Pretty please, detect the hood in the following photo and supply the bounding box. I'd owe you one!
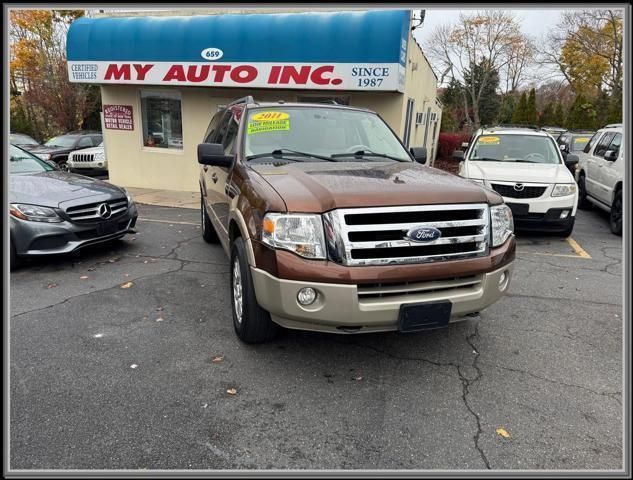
[70,145,104,155]
[29,145,72,155]
[466,161,575,184]
[9,171,125,207]
[250,161,502,212]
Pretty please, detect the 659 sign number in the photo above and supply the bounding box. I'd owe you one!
[200,48,224,61]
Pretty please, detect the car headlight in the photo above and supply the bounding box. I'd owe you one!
[262,213,326,259]
[36,153,51,161]
[94,151,105,162]
[122,188,134,205]
[469,178,485,186]
[10,203,62,223]
[490,204,513,247]
[551,184,577,197]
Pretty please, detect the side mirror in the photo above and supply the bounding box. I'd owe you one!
[410,146,427,164]
[604,150,618,161]
[461,142,469,150]
[564,153,579,167]
[453,150,465,161]
[197,143,234,167]
[559,144,566,151]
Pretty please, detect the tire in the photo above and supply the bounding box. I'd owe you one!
[10,240,21,271]
[577,174,591,210]
[230,237,279,344]
[610,190,622,236]
[557,218,575,238]
[200,195,219,243]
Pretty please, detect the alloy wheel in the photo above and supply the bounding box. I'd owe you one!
[232,257,243,323]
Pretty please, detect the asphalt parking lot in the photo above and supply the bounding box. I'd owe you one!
[10,204,623,470]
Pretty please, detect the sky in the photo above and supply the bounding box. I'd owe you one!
[412,9,567,87]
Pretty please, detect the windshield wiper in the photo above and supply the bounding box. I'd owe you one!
[330,150,408,162]
[246,148,336,162]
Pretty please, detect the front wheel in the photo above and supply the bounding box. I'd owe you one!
[230,237,279,344]
[610,190,622,236]
[577,174,591,210]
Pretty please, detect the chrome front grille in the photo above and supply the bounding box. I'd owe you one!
[70,153,95,163]
[65,198,128,223]
[323,204,490,266]
[491,183,547,199]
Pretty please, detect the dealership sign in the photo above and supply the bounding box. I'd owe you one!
[68,62,404,91]
[103,104,134,130]
[66,10,410,92]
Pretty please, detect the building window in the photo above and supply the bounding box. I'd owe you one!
[402,98,415,148]
[140,90,183,149]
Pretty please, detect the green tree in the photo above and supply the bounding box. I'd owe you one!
[566,94,597,130]
[498,94,516,124]
[512,92,528,123]
[526,88,537,124]
[463,60,501,126]
[553,102,565,126]
[539,103,555,126]
[440,106,458,132]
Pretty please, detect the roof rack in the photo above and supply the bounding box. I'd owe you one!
[603,123,622,128]
[228,96,256,107]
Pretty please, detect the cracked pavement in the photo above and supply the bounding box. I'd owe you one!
[10,204,623,470]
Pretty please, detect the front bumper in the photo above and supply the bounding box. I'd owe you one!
[251,263,513,334]
[11,203,138,256]
[67,161,108,173]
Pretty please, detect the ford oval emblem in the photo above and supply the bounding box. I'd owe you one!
[200,48,224,61]
[406,226,442,243]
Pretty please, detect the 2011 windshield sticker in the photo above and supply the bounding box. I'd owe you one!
[248,118,290,134]
[478,136,500,145]
[252,112,289,122]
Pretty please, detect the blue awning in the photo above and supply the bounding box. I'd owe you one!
[67,10,410,64]
[66,10,411,91]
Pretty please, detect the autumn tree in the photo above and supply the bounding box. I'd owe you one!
[426,11,531,128]
[10,9,100,140]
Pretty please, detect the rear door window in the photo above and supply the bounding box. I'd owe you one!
[77,137,93,148]
[593,132,616,158]
[583,132,601,154]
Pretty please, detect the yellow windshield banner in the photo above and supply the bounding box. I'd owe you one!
[247,119,290,134]
[574,137,590,143]
[477,136,500,145]
[252,111,289,122]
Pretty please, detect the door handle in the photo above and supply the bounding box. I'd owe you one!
[211,172,218,183]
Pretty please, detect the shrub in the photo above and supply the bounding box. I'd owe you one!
[438,132,470,160]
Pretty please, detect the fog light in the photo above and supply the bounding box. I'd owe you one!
[560,210,569,219]
[297,287,317,306]
[98,162,104,167]
[498,271,509,291]
[499,272,506,286]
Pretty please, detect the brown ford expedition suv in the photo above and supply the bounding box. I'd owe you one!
[198,97,515,343]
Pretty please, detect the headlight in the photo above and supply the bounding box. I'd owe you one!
[469,178,485,186]
[122,188,134,205]
[10,203,62,223]
[551,184,577,197]
[94,151,105,162]
[490,204,513,247]
[262,213,326,259]
[36,153,51,161]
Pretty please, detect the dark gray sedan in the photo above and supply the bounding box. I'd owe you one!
[9,144,138,269]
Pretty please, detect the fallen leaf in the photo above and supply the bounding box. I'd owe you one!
[353,376,363,381]
[120,281,134,289]
[156,307,164,311]
[124,273,130,277]
[212,356,224,363]
[130,364,138,369]
[202,403,208,408]
[226,388,237,395]
[156,317,164,322]
[80,276,89,280]
[496,427,510,438]
[143,260,148,264]
[47,283,58,289]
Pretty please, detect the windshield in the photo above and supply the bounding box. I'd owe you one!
[10,134,38,145]
[44,135,78,148]
[10,144,54,174]
[243,107,411,162]
[571,135,592,151]
[468,134,561,164]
